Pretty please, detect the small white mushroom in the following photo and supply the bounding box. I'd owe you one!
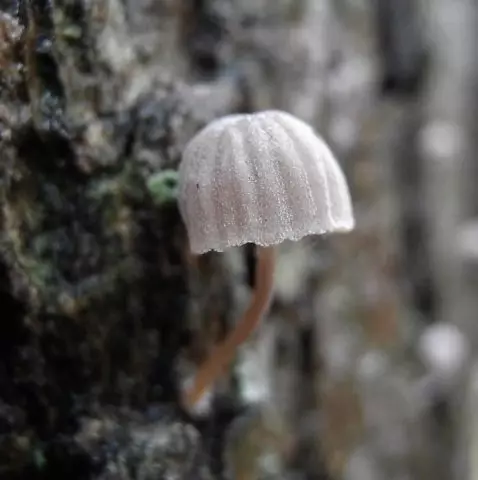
[178,110,355,408]
[179,110,354,254]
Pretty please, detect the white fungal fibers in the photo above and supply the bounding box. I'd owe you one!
[178,110,355,254]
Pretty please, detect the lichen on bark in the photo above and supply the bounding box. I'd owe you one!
[0,1,229,477]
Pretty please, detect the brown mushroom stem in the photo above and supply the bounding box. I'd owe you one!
[183,246,276,409]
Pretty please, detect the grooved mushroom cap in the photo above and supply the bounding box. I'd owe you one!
[178,110,355,254]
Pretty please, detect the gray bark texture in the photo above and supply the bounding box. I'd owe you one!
[0,1,476,479]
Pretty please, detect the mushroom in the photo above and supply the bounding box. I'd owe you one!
[178,110,355,409]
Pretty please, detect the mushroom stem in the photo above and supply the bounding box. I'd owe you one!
[183,246,276,409]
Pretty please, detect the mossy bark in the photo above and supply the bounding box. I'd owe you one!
[0,1,228,478]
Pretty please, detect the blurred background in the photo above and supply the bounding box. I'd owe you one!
[200,1,478,479]
[1,0,478,479]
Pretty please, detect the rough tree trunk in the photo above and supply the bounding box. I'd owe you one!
[0,1,472,480]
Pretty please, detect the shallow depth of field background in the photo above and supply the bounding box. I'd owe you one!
[222,1,478,479]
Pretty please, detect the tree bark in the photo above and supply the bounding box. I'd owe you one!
[1,1,471,480]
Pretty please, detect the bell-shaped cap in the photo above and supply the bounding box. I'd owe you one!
[178,110,354,254]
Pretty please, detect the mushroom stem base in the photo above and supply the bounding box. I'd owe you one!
[183,246,276,410]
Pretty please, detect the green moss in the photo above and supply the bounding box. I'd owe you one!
[24,257,55,288]
[32,447,46,471]
[146,170,179,206]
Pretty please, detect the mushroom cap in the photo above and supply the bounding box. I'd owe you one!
[178,110,355,254]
